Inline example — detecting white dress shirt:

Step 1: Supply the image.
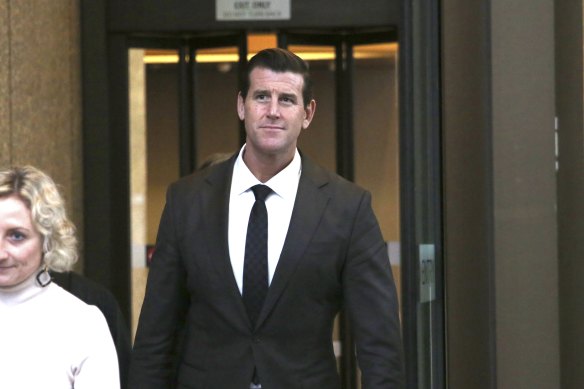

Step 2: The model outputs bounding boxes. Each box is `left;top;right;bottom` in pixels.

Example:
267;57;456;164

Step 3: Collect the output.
228;145;301;294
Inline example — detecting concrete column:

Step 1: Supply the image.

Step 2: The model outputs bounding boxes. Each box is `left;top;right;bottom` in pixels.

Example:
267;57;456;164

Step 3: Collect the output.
490;0;559;387
442;0;495;386
443;0;559;387
0;1;11;167
555;1;584;388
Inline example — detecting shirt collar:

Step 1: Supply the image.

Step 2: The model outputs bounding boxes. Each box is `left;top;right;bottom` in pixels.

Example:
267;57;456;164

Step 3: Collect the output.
232;145;301;200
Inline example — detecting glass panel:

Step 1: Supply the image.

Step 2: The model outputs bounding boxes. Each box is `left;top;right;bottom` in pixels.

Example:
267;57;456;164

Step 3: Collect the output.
353;42;401;307
196;46;239;63
145;58;181;245
129;48;182;337
288;43;339;368
129;48;148;338
352;41;400;388
288;44;337;172
193;33;278;167
248;33;278;57
410;0;444;387
130;43;244;337
194;46;241;167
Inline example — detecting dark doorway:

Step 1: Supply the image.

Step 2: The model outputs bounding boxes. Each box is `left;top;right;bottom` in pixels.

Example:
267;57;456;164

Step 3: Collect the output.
127;30;399;389
80;1;445;387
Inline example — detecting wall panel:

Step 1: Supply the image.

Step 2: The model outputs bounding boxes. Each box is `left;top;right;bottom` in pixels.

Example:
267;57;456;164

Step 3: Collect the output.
0;0;11;167
108;0;399;32
2;0;82;261
556;1;584;388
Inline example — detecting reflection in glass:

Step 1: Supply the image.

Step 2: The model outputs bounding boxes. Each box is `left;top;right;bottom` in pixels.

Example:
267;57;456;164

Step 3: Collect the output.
194;47;240;168
353;42;401;302
289;45;337;172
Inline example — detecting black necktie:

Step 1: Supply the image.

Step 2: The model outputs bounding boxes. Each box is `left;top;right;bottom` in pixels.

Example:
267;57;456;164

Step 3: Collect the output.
243;184;272;327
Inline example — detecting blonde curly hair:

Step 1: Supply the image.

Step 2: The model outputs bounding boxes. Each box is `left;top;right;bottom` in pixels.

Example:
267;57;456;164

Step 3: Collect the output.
0;165;78;271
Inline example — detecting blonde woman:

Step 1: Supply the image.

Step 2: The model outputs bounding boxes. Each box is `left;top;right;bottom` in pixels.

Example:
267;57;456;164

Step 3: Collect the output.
0;165;120;389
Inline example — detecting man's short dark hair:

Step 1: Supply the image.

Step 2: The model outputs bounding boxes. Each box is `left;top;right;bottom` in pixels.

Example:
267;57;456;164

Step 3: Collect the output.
240;48;313;107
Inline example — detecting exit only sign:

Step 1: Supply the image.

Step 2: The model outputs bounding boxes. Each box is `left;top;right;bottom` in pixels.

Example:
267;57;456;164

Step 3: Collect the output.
216;0;291;20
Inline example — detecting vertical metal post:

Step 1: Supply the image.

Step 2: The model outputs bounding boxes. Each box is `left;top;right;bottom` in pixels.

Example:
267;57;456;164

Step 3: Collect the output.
238;34;248;146
336;39;357;389
178;44;194;176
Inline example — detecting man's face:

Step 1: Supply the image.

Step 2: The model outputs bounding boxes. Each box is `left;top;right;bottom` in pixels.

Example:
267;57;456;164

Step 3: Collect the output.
238;67;315;160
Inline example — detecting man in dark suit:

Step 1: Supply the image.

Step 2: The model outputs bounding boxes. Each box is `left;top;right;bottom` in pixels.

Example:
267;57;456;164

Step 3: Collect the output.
129;48;404;388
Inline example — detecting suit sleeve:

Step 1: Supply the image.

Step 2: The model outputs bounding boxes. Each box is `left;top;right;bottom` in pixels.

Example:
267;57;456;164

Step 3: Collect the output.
128;185;189;389
343;191;405;388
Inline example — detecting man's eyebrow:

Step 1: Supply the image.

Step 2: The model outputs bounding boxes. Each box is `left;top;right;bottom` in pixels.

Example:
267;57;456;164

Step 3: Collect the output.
280;92;297;100
252;89;270;96
251;90;298;101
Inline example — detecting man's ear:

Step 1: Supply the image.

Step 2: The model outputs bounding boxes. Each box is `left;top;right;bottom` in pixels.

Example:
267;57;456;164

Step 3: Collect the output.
302;99;317;129
237;92;245;121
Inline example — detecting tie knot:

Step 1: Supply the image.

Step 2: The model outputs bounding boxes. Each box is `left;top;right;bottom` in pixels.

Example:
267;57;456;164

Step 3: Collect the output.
251;184;272;202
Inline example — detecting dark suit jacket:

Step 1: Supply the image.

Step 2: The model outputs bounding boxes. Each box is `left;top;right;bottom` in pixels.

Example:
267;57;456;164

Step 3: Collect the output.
129;155;404;389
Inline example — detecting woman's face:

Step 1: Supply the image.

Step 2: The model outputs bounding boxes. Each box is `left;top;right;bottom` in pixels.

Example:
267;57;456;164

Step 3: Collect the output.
0;196;43;287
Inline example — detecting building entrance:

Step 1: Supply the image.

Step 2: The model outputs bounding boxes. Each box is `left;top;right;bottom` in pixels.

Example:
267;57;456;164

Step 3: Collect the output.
127;30;400;388
80;1;445;387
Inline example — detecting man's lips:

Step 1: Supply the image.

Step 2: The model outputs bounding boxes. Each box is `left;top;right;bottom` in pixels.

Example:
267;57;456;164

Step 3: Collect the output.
260;123;284;130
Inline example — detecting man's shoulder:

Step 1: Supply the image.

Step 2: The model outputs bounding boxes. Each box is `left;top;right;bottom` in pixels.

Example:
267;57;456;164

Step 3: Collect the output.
301;156;367;196
170;156;235;194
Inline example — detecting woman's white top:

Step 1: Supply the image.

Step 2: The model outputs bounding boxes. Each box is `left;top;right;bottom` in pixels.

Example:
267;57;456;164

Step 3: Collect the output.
0;273;120;389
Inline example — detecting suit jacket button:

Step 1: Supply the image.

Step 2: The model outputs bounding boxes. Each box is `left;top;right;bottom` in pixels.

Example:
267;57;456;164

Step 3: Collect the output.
253;337;260;343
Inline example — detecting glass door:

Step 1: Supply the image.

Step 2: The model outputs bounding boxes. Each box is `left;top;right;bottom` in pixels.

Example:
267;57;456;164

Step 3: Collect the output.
183;33;247;174
127;37;182;337
127;34;246;337
401;0;445;387
126;28;444;389
281;30;400;389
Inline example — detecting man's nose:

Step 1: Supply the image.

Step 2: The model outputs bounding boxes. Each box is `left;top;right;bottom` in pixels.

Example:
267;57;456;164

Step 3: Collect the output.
267;99;280;118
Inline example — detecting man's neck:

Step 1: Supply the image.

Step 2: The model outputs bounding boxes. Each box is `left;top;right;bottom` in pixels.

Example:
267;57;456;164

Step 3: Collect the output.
243;148;295;183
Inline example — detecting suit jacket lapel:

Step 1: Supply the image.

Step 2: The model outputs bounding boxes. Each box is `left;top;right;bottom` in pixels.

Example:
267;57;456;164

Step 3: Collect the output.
255;157;330;329
201;156;251;324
